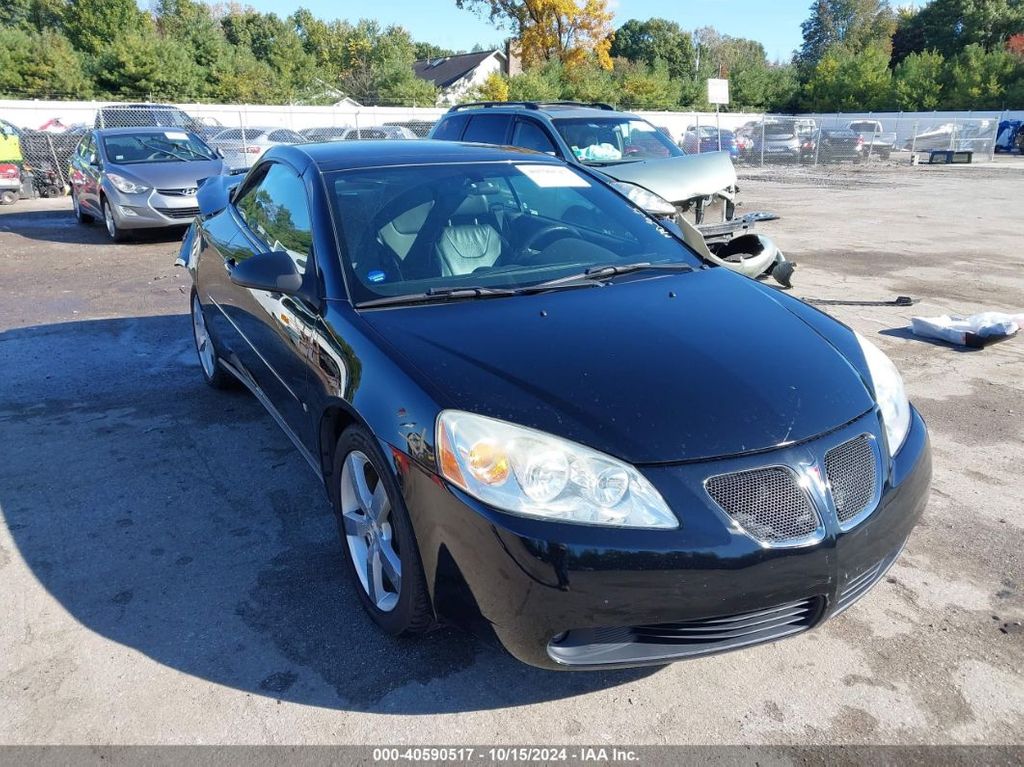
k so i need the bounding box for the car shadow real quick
[0,315,655,713]
[878,325,987,352]
[0,205,188,245]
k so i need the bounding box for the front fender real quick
[174,221,200,278]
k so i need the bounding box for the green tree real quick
[506,63,562,100]
[894,0,1024,61]
[798,0,897,72]
[611,18,696,82]
[209,46,281,104]
[91,30,203,100]
[413,42,457,60]
[0,27,90,97]
[64,0,149,55]
[613,58,680,109]
[943,42,1021,108]
[893,49,945,109]
[801,42,894,110]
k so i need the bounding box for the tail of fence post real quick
[240,107,248,162]
[991,111,1004,161]
[814,124,821,166]
[910,120,918,156]
[759,119,765,168]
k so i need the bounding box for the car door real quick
[209,160,320,450]
[77,133,102,215]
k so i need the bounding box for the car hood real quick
[362,269,875,464]
[107,160,225,188]
[596,152,737,204]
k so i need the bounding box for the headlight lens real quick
[436,411,678,529]
[106,173,149,194]
[855,333,911,455]
[609,181,678,218]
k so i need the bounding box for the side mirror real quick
[227,250,302,294]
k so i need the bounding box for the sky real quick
[218,1,811,63]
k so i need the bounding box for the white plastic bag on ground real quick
[910,312,1024,348]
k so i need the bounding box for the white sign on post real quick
[707,78,730,105]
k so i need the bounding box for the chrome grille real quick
[156,187,197,196]
[825,435,878,524]
[705,467,820,545]
[155,206,200,219]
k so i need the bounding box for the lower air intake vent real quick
[155,206,200,219]
[548,598,823,666]
[825,435,878,525]
[705,466,820,545]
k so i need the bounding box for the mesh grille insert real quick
[705,467,820,544]
[155,206,200,219]
[825,435,878,524]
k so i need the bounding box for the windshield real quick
[102,131,218,164]
[552,118,683,165]
[327,161,698,305]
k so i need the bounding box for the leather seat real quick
[435,195,504,276]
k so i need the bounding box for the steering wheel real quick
[521,224,582,253]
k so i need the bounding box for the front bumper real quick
[398,408,931,670]
[105,186,201,229]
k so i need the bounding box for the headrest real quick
[451,194,489,218]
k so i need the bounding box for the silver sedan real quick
[207,126,304,170]
[69,127,227,242]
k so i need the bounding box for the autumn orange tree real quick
[456,0,614,70]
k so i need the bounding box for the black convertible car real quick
[181,141,930,670]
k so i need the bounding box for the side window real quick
[234,163,312,276]
[431,114,468,141]
[512,119,558,155]
[462,114,512,145]
[80,135,96,163]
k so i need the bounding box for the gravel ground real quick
[1,159,1022,746]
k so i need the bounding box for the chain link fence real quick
[2,99,1021,205]
[0,101,447,204]
[675,112,1007,167]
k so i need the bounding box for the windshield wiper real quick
[355,286,520,309]
[138,139,189,161]
[531,261,693,290]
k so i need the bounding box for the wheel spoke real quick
[341,511,367,538]
[365,540,381,604]
[369,481,389,523]
[346,453,374,513]
[378,540,401,590]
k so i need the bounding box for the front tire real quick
[72,189,94,223]
[190,289,235,389]
[102,196,129,242]
[331,425,433,636]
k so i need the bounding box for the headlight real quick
[106,173,149,194]
[855,333,911,455]
[609,181,678,218]
[436,410,678,529]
